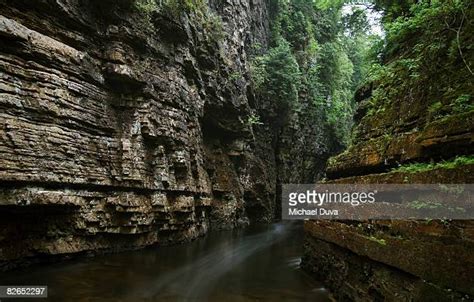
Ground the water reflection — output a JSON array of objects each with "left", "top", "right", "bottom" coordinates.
[{"left": 1, "top": 222, "right": 331, "bottom": 302}]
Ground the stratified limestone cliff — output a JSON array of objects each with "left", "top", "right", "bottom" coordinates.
[
  {"left": 302, "top": 3, "right": 474, "bottom": 300},
  {"left": 0, "top": 0, "right": 286, "bottom": 270},
  {"left": 302, "top": 124, "right": 474, "bottom": 299}
]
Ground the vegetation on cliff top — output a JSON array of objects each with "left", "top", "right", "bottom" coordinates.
[
  {"left": 134, "top": 0, "right": 206, "bottom": 16},
  {"left": 134, "top": 0, "right": 224, "bottom": 42},
  {"left": 323, "top": 0, "right": 473, "bottom": 173},
  {"left": 250, "top": 0, "right": 381, "bottom": 145},
  {"left": 361, "top": 0, "right": 473, "bottom": 126}
]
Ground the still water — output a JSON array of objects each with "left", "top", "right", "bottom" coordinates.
[{"left": 1, "top": 222, "right": 331, "bottom": 302}]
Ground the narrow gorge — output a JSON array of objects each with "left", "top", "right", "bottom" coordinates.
[
  {"left": 0, "top": 0, "right": 336, "bottom": 269},
  {"left": 0, "top": 0, "right": 473, "bottom": 301}
]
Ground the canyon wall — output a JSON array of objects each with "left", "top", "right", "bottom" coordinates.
[
  {"left": 0, "top": 0, "right": 336, "bottom": 270},
  {"left": 0, "top": 0, "right": 308, "bottom": 270},
  {"left": 303, "top": 97, "right": 474, "bottom": 301},
  {"left": 302, "top": 3, "right": 474, "bottom": 299}
]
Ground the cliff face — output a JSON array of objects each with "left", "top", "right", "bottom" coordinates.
[
  {"left": 303, "top": 112, "right": 474, "bottom": 298},
  {"left": 0, "top": 0, "right": 286, "bottom": 269},
  {"left": 302, "top": 3, "right": 474, "bottom": 299}
]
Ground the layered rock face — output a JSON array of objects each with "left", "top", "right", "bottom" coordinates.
[
  {"left": 302, "top": 5, "right": 474, "bottom": 299},
  {"left": 303, "top": 124, "right": 474, "bottom": 299},
  {"left": 0, "top": 0, "right": 284, "bottom": 269},
  {"left": 302, "top": 94, "right": 474, "bottom": 296}
]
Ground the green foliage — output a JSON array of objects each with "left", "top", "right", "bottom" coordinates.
[
  {"left": 392, "top": 156, "right": 474, "bottom": 173},
  {"left": 250, "top": 56, "right": 267, "bottom": 92},
  {"left": 161, "top": 0, "right": 206, "bottom": 16},
  {"left": 373, "top": 0, "right": 417, "bottom": 22},
  {"left": 251, "top": 40, "right": 301, "bottom": 109},
  {"left": 309, "top": 1, "right": 378, "bottom": 144},
  {"left": 343, "top": 7, "right": 370, "bottom": 37},
  {"left": 247, "top": 113, "right": 264, "bottom": 126},
  {"left": 315, "top": 0, "right": 345, "bottom": 10},
  {"left": 134, "top": 0, "right": 207, "bottom": 19},
  {"left": 273, "top": 0, "right": 315, "bottom": 51},
  {"left": 135, "top": 0, "right": 159, "bottom": 15},
  {"left": 133, "top": 0, "right": 224, "bottom": 42},
  {"left": 228, "top": 71, "right": 242, "bottom": 82},
  {"left": 366, "top": 235, "right": 387, "bottom": 245},
  {"left": 407, "top": 200, "right": 443, "bottom": 210},
  {"left": 315, "top": 41, "right": 355, "bottom": 142},
  {"left": 134, "top": 0, "right": 159, "bottom": 23},
  {"left": 201, "top": 11, "right": 225, "bottom": 42},
  {"left": 252, "top": 0, "right": 379, "bottom": 145},
  {"left": 451, "top": 94, "right": 474, "bottom": 114},
  {"left": 362, "top": 0, "right": 474, "bottom": 127},
  {"left": 427, "top": 101, "right": 443, "bottom": 120}
]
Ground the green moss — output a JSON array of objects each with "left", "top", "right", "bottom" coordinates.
[
  {"left": 133, "top": 0, "right": 224, "bottom": 42},
  {"left": 366, "top": 235, "right": 387, "bottom": 245},
  {"left": 134, "top": 0, "right": 207, "bottom": 19},
  {"left": 407, "top": 200, "right": 467, "bottom": 214},
  {"left": 450, "top": 94, "right": 474, "bottom": 114},
  {"left": 327, "top": 156, "right": 338, "bottom": 167},
  {"left": 407, "top": 200, "right": 443, "bottom": 210},
  {"left": 134, "top": 0, "right": 158, "bottom": 14},
  {"left": 228, "top": 71, "right": 242, "bottom": 82},
  {"left": 162, "top": 0, "right": 206, "bottom": 16},
  {"left": 392, "top": 155, "right": 474, "bottom": 173},
  {"left": 134, "top": 0, "right": 159, "bottom": 23},
  {"left": 428, "top": 101, "right": 443, "bottom": 116},
  {"left": 354, "top": 1, "right": 473, "bottom": 140},
  {"left": 427, "top": 95, "right": 474, "bottom": 123},
  {"left": 202, "top": 12, "right": 225, "bottom": 42}
]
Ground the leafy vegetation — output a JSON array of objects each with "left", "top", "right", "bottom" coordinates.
[
  {"left": 392, "top": 155, "right": 474, "bottom": 173},
  {"left": 251, "top": 40, "right": 302, "bottom": 110},
  {"left": 407, "top": 200, "right": 443, "bottom": 210},
  {"left": 246, "top": 113, "right": 264, "bottom": 127},
  {"left": 251, "top": 0, "right": 381, "bottom": 145},
  {"left": 134, "top": 0, "right": 206, "bottom": 16},
  {"left": 134, "top": 0, "right": 159, "bottom": 15},
  {"left": 407, "top": 200, "right": 466, "bottom": 214},
  {"left": 366, "top": 235, "right": 387, "bottom": 245},
  {"left": 134, "top": 0, "right": 223, "bottom": 41},
  {"left": 361, "top": 0, "right": 474, "bottom": 129}
]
